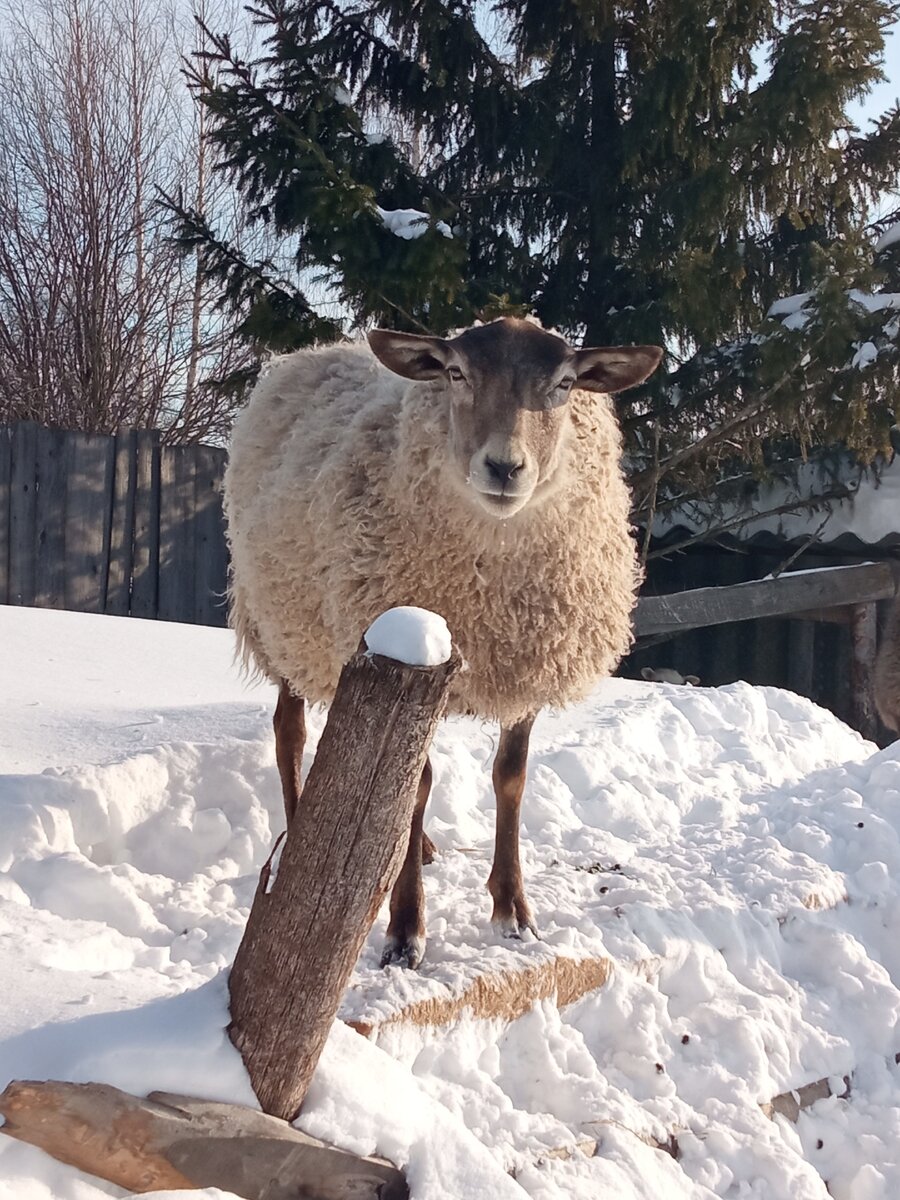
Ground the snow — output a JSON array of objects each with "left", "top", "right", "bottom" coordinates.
[
  {"left": 2, "top": 605, "right": 900, "bottom": 1199},
  {"left": 376, "top": 206, "right": 453, "bottom": 240},
  {"left": 365, "top": 607, "right": 452, "bottom": 666},
  {"left": 767, "top": 288, "right": 900, "bottom": 336},
  {"left": 851, "top": 341, "right": 879, "bottom": 369},
  {"left": 768, "top": 293, "right": 813, "bottom": 318},
  {"left": 849, "top": 289, "right": 900, "bottom": 315},
  {"left": 330, "top": 82, "right": 352, "bottom": 107},
  {"left": 875, "top": 222, "right": 900, "bottom": 254}
]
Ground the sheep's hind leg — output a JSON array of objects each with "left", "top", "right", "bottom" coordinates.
[
  {"left": 273, "top": 679, "right": 306, "bottom": 825},
  {"left": 421, "top": 829, "right": 437, "bottom": 865},
  {"left": 381, "top": 758, "right": 433, "bottom": 969},
  {"left": 488, "top": 715, "right": 539, "bottom": 939}
]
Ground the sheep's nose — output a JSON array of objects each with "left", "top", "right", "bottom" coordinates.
[{"left": 485, "top": 456, "right": 525, "bottom": 485}]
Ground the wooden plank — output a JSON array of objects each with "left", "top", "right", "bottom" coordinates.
[
  {"left": 64, "top": 432, "right": 115, "bottom": 613},
  {"left": 106, "top": 429, "right": 138, "bottom": 616},
  {"left": 33, "top": 427, "right": 68, "bottom": 609},
  {"left": 158, "top": 445, "right": 197, "bottom": 623},
  {"left": 8, "top": 421, "right": 38, "bottom": 606},
  {"left": 786, "top": 619, "right": 815, "bottom": 699},
  {"left": 789, "top": 606, "right": 853, "bottom": 625},
  {"left": 709, "top": 550, "right": 751, "bottom": 684},
  {"left": 193, "top": 443, "right": 229, "bottom": 626},
  {"left": 346, "top": 954, "right": 621, "bottom": 1040},
  {"left": 752, "top": 616, "right": 786, "bottom": 687},
  {"left": 0, "top": 425, "right": 12, "bottom": 604},
  {"left": 131, "top": 430, "right": 161, "bottom": 619},
  {"left": 635, "top": 562, "right": 900, "bottom": 640}
]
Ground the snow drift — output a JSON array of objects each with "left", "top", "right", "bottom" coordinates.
[{"left": 1, "top": 605, "right": 899, "bottom": 1200}]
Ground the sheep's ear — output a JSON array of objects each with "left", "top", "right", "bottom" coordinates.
[
  {"left": 368, "top": 329, "right": 453, "bottom": 380},
  {"left": 574, "top": 345, "right": 663, "bottom": 393},
  {"left": 641, "top": 667, "right": 656, "bottom": 681},
  {"left": 684, "top": 675, "right": 700, "bottom": 686}
]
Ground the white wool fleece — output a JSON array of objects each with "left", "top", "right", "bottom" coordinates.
[{"left": 224, "top": 339, "right": 641, "bottom": 725}]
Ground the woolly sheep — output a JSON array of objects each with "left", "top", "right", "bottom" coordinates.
[{"left": 224, "top": 317, "right": 662, "bottom": 967}]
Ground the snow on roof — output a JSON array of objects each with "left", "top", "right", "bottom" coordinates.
[
  {"left": 656, "top": 452, "right": 900, "bottom": 547},
  {"left": 376, "top": 206, "right": 453, "bottom": 240}
]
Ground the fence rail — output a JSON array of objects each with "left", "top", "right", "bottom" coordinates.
[
  {"left": 634, "top": 561, "right": 900, "bottom": 639},
  {"left": 0, "top": 422, "right": 228, "bottom": 625}
]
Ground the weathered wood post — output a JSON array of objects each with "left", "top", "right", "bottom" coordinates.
[{"left": 228, "top": 622, "right": 461, "bottom": 1121}]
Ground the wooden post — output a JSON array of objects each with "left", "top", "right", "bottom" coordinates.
[
  {"left": 131, "top": 429, "right": 161, "bottom": 619},
  {"left": 33, "top": 426, "right": 67, "bottom": 610},
  {"left": 850, "top": 602, "right": 878, "bottom": 741},
  {"left": 228, "top": 642, "right": 461, "bottom": 1121},
  {"left": 8, "top": 420, "right": 38, "bottom": 606},
  {"left": 106, "top": 429, "right": 138, "bottom": 617}
]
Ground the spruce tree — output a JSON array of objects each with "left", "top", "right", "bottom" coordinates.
[{"left": 170, "top": 0, "right": 900, "bottom": 536}]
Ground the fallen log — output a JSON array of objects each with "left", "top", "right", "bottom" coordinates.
[{"left": 0, "top": 1079, "right": 409, "bottom": 1200}]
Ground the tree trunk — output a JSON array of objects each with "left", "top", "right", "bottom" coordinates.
[{"left": 228, "top": 643, "right": 461, "bottom": 1121}]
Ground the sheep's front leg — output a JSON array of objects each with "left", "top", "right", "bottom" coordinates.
[
  {"left": 488, "top": 714, "right": 538, "bottom": 938},
  {"left": 273, "top": 679, "right": 306, "bottom": 825},
  {"left": 381, "top": 758, "right": 433, "bottom": 969}
]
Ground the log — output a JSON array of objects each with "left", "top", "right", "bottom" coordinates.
[
  {"left": 0, "top": 1080, "right": 408, "bottom": 1199},
  {"left": 228, "top": 641, "right": 461, "bottom": 1121}
]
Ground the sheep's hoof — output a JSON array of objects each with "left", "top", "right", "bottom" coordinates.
[
  {"left": 380, "top": 932, "right": 426, "bottom": 970},
  {"left": 491, "top": 902, "right": 540, "bottom": 941}
]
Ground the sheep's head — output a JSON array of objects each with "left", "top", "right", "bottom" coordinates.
[{"left": 368, "top": 318, "right": 662, "bottom": 518}]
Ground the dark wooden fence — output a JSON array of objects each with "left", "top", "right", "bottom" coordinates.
[{"left": 0, "top": 422, "right": 228, "bottom": 625}]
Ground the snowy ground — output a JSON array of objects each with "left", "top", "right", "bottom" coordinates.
[{"left": 1, "top": 605, "right": 899, "bottom": 1200}]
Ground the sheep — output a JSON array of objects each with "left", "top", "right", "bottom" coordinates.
[
  {"left": 874, "top": 602, "right": 900, "bottom": 732},
  {"left": 640, "top": 666, "right": 701, "bottom": 686},
  {"left": 224, "top": 316, "right": 662, "bottom": 967}
]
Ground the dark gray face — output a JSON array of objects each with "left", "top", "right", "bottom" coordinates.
[{"left": 368, "top": 318, "right": 663, "bottom": 519}]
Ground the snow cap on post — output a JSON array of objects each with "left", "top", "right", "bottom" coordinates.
[{"left": 364, "top": 606, "right": 452, "bottom": 667}]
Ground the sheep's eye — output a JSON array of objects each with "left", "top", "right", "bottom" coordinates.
[
  {"left": 557, "top": 376, "right": 575, "bottom": 391},
  {"left": 447, "top": 365, "right": 466, "bottom": 383}
]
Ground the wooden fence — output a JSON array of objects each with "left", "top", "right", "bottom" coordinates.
[
  {"left": 0, "top": 422, "right": 228, "bottom": 625},
  {"left": 3, "top": 419, "right": 899, "bottom": 743},
  {"left": 627, "top": 547, "right": 900, "bottom": 745}
]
